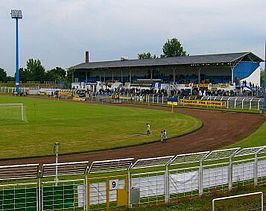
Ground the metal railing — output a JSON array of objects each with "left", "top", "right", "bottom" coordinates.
[
  {"left": 0, "top": 146, "right": 266, "bottom": 210},
  {"left": 1, "top": 86, "right": 264, "bottom": 111},
  {"left": 201, "top": 96, "right": 264, "bottom": 111}
]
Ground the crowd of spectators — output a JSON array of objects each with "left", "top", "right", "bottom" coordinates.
[{"left": 84, "top": 81, "right": 264, "bottom": 100}]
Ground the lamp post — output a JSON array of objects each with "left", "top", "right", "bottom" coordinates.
[
  {"left": 264, "top": 37, "right": 266, "bottom": 111},
  {"left": 10, "top": 9, "right": 22, "bottom": 94}
]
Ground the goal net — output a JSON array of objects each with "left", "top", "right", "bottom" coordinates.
[
  {"left": 0, "top": 103, "right": 27, "bottom": 122},
  {"left": 212, "top": 192, "right": 264, "bottom": 211}
]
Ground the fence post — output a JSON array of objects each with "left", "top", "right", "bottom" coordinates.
[
  {"left": 162, "top": 95, "right": 164, "bottom": 104},
  {"left": 165, "top": 165, "right": 170, "bottom": 203},
  {"left": 228, "top": 157, "right": 233, "bottom": 191},
  {"left": 38, "top": 177, "right": 42, "bottom": 211},
  {"left": 199, "top": 160, "right": 203, "bottom": 196},
  {"left": 227, "top": 99, "right": 230, "bottom": 109},
  {"left": 234, "top": 98, "right": 237, "bottom": 109},
  {"left": 261, "top": 193, "right": 264, "bottom": 211},
  {"left": 258, "top": 99, "right": 261, "bottom": 111},
  {"left": 128, "top": 170, "right": 132, "bottom": 208},
  {"left": 85, "top": 174, "right": 88, "bottom": 211},
  {"left": 249, "top": 99, "right": 252, "bottom": 110},
  {"left": 241, "top": 99, "right": 245, "bottom": 110},
  {"left": 254, "top": 153, "right": 258, "bottom": 186},
  {"left": 106, "top": 177, "right": 110, "bottom": 210}
]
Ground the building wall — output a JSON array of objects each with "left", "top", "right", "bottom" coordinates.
[
  {"left": 240, "top": 66, "right": 261, "bottom": 87},
  {"left": 233, "top": 61, "right": 260, "bottom": 81}
]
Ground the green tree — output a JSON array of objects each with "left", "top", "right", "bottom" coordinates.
[
  {"left": 62, "top": 68, "right": 75, "bottom": 88},
  {"left": 46, "top": 67, "right": 66, "bottom": 82},
  {"left": 26, "top": 59, "right": 46, "bottom": 82},
  {"left": 138, "top": 52, "right": 157, "bottom": 59},
  {"left": 6, "top": 76, "right": 15, "bottom": 81},
  {"left": 18, "top": 68, "right": 30, "bottom": 83},
  {"left": 67, "top": 68, "right": 74, "bottom": 82},
  {"left": 161, "top": 38, "right": 187, "bottom": 57},
  {"left": 0, "top": 68, "right": 7, "bottom": 82}
]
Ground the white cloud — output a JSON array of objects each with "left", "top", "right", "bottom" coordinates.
[{"left": 0, "top": 0, "right": 265, "bottom": 75}]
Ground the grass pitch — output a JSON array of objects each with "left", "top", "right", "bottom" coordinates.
[
  {"left": 0, "top": 95, "right": 201, "bottom": 159},
  {"left": 229, "top": 121, "right": 266, "bottom": 148}
]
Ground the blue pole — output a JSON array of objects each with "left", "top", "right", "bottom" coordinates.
[
  {"left": 15, "top": 18, "right": 20, "bottom": 93},
  {"left": 264, "top": 38, "right": 266, "bottom": 110}
]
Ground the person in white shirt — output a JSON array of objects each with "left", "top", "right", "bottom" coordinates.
[
  {"left": 146, "top": 123, "right": 151, "bottom": 135},
  {"left": 161, "top": 130, "right": 167, "bottom": 143}
]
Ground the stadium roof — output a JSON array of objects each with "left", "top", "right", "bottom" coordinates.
[{"left": 72, "top": 52, "right": 263, "bottom": 71}]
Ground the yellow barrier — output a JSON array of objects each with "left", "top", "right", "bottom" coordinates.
[
  {"left": 119, "top": 96, "right": 132, "bottom": 100},
  {"left": 167, "top": 101, "right": 178, "bottom": 106},
  {"left": 59, "top": 91, "right": 73, "bottom": 97},
  {"left": 179, "top": 99, "right": 225, "bottom": 108},
  {"left": 72, "top": 97, "right": 81, "bottom": 101}
]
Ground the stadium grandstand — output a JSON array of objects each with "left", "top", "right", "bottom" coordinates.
[{"left": 71, "top": 52, "right": 263, "bottom": 87}]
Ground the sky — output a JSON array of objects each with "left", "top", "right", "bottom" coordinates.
[{"left": 1, "top": 0, "right": 265, "bottom": 76}]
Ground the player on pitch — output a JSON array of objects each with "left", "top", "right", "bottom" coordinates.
[{"left": 146, "top": 123, "right": 151, "bottom": 135}]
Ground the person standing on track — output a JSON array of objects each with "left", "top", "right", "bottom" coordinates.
[
  {"left": 161, "top": 129, "right": 167, "bottom": 143},
  {"left": 146, "top": 123, "right": 151, "bottom": 135}
]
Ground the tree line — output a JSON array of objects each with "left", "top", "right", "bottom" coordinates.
[{"left": 0, "top": 59, "right": 71, "bottom": 84}]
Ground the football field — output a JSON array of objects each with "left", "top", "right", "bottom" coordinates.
[{"left": 0, "top": 95, "right": 201, "bottom": 159}]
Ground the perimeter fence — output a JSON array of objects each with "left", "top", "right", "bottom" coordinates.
[
  {"left": 200, "top": 96, "right": 263, "bottom": 111},
  {"left": 0, "top": 87, "right": 263, "bottom": 111},
  {"left": 0, "top": 146, "right": 266, "bottom": 210},
  {"left": 96, "top": 94, "right": 264, "bottom": 112}
]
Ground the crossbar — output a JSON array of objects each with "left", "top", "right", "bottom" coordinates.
[{"left": 212, "top": 192, "right": 263, "bottom": 211}]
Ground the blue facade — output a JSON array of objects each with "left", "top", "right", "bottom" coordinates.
[{"left": 233, "top": 61, "right": 260, "bottom": 81}]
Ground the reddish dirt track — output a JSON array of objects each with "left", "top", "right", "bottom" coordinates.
[{"left": 0, "top": 104, "right": 265, "bottom": 165}]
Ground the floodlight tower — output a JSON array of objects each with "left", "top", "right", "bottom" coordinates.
[
  {"left": 11, "top": 9, "right": 22, "bottom": 94},
  {"left": 264, "top": 38, "right": 266, "bottom": 111}
]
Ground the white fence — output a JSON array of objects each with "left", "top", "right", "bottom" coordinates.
[
  {"left": 0, "top": 146, "right": 266, "bottom": 210},
  {"left": 201, "top": 96, "right": 263, "bottom": 111},
  {"left": 1, "top": 87, "right": 263, "bottom": 111},
  {"left": 0, "top": 86, "right": 29, "bottom": 94},
  {"left": 105, "top": 94, "right": 264, "bottom": 111}
]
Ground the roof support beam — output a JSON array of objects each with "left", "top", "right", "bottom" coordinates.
[
  {"left": 112, "top": 70, "right": 114, "bottom": 82},
  {"left": 198, "top": 68, "right": 201, "bottom": 84},
  {"left": 129, "top": 68, "right": 132, "bottom": 83},
  {"left": 231, "top": 66, "right": 234, "bottom": 83},
  {"left": 172, "top": 68, "right": 176, "bottom": 83}
]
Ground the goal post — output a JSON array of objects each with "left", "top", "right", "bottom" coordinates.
[
  {"left": 0, "top": 103, "right": 27, "bottom": 122},
  {"left": 212, "top": 192, "right": 264, "bottom": 211}
]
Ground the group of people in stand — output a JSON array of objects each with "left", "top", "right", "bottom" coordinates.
[{"left": 146, "top": 123, "right": 167, "bottom": 143}]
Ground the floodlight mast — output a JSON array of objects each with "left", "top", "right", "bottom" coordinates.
[
  {"left": 264, "top": 36, "right": 266, "bottom": 111},
  {"left": 10, "top": 10, "right": 22, "bottom": 94}
]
